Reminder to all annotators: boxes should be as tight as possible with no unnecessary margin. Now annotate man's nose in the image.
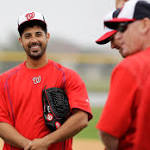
[114,31,122,40]
[30,36,38,43]
[111,41,115,49]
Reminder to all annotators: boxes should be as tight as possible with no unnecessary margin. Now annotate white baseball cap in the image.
[104,0,150,29]
[18,11,46,27]
[96,8,121,45]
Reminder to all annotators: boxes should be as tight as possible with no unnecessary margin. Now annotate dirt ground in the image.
[0,139,3,150]
[73,139,105,150]
[0,138,105,150]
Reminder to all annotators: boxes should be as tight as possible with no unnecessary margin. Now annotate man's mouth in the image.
[29,43,41,48]
[29,43,41,52]
[31,45,40,50]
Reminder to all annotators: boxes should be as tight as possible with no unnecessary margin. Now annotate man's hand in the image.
[24,138,49,150]
[99,131,119,150]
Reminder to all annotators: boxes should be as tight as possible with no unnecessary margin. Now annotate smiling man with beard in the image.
[0,11,92,150]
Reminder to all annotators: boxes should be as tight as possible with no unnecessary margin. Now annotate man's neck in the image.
[26,54,48,69]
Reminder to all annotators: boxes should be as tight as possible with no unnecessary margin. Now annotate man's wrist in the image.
[42,134,54,147]
[22,139,32,149]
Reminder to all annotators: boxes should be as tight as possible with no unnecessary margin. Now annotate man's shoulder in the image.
[50,60,81,79]
[119,49,150,67]
[0,63,23,79]
[113,50,150,75]
[50,60,77,74]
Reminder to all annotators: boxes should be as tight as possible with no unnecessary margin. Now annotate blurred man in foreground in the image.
[96,0,150,149]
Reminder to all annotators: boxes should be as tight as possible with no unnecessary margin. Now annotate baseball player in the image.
[0,11,92,150]
[96,0,150,149]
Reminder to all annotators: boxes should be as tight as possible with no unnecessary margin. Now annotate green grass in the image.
[74,106,103,140]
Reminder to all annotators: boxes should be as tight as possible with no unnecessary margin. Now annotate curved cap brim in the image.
[96,30,117,45]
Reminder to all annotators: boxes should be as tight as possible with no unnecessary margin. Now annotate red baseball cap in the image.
[96,8,121,45]
[96,28,117,44]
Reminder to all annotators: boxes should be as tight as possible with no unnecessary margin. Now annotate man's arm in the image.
[99,130,119,150]
[24,109,89,150]
[46,109,89,141]
[0,122,31,148]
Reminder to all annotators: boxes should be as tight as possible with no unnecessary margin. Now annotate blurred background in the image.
[0,0,122,149]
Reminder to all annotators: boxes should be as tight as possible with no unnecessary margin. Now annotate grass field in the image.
[75,106,103,139]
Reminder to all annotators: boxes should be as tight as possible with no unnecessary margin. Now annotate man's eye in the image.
[36,32,42,36]
[24,34,31,39]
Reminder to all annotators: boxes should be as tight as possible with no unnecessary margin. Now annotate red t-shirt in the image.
[96,47,150,150]
[0,60,92,150]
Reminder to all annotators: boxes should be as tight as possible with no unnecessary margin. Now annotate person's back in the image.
[125,47,150,150]
[132,49,150,149]
[98,47,150,150]
[118,47,150,149]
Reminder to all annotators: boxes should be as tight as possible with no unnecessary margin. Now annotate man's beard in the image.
[28,48,46,60]
[24,43,47,60]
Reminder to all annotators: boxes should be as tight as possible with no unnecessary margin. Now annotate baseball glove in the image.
[42,87,70,132]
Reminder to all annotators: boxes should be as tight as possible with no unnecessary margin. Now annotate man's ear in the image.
[139,18,150,35]
[46,32,50,42]
[47,32,50,39]
[18,37,23,46]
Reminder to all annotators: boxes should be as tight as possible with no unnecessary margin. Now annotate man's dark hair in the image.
[18,20,47,36]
